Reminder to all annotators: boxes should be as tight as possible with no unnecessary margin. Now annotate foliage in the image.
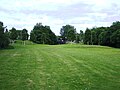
[9,27,17,41]
[0,21,9,49]
[79,30,84,43]
[84,28,91,45]
[30,23,57,45]
[0,20,120,47]
[60,25,76,42]
[110,30,120,48]
[21,29,29,41]
[75,33,80,43]
[91,30,96,45]
[83,21,120,48]
[16,30,22,40]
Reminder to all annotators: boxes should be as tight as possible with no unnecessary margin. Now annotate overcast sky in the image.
[0,0,120,35]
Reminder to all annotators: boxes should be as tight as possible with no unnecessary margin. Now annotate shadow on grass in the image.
[0,45,14,50]
[64,44,113,49]
[6,45,14,49]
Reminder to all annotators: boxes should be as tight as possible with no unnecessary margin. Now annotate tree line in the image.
[59,21,120,48]
[84,21,120,48]
[0,21,29,49]
[0,21,120,49]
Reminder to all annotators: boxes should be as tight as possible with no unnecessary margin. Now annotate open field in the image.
[0,44,120,90]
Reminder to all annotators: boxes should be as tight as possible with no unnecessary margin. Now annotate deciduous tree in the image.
[9,27,17,44]
[0,21,9,48]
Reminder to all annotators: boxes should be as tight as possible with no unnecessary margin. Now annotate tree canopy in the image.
[0,21,9,49]
[21,29,29,41]
[60,25,76,42]
[9,27,18,41]
[30,23,57,45]
[83,21,120,48]
[0,20,120,48]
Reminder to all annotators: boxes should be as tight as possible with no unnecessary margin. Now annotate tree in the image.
[83,21,120,48]
[30,23,57,45]
[9,27,17,44]
[110,30,120,48]
[109,21,120,47]
[48,31,57,44]
[30,31,36,42]
[21,29,29,45]
[16,30,22,40]
[76,33,80,43]
[99,31,106,45]
[0,21,9,49]
[67,29,76,41]
[60,25,76,42]
[84,28,91,45]
[92,27,105,45]
[91,30,96,45]
[110,21,120,33]
[79,30,84,43]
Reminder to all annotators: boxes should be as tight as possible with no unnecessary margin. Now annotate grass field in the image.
[0,43,120,90]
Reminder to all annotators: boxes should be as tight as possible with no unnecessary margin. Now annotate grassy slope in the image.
[0,44,120,90]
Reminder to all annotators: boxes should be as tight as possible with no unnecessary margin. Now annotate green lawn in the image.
[0,43,120,90]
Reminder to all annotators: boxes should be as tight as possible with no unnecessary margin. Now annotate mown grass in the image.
[0,43,120,90]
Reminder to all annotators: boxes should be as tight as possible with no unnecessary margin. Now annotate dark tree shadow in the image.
[6,45,14,49]
[0,45,14,50]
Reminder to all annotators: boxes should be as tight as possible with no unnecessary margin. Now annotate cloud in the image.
[0,0,120,35]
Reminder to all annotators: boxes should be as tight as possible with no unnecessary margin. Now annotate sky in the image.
[0,0,120,35]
